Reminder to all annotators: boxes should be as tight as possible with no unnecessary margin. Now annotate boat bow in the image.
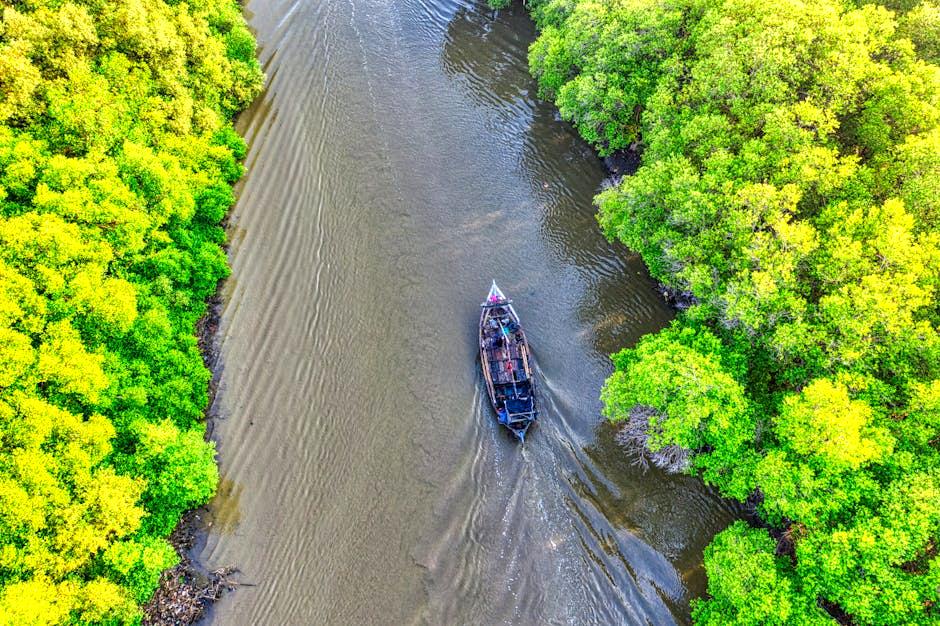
[482,280,512,308]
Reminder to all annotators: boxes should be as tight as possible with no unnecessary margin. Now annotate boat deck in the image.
[479,281,537,441]
[486,344,527,384]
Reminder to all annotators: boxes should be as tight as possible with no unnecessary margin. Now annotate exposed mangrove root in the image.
[142,512,242,626]
[657,284,698,311]
[142,562,239,626]
[615,405,690,474]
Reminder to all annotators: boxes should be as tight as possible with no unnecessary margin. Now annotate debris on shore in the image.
[142,510,240,626]
[144,290,237,625]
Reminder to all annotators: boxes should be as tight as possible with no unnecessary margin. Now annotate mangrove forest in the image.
[524,0,940,623]
[0,0,261,621]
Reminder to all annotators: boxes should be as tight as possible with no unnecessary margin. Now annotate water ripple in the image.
[200,1,738,624]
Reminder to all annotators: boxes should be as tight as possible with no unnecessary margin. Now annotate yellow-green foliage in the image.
[0,0,261,622]
[529,0,940,622]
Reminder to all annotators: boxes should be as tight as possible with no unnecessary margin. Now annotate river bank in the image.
[601,147,698,313]
[142,294,232,625]
[141,510,233,625]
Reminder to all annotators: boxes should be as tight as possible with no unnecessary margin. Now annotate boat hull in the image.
[479,282,537,442]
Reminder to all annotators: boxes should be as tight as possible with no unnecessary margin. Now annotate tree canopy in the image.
[0,0,261,622]
[526,0,940,622]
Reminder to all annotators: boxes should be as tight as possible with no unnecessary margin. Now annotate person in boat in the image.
[497,407,509,424]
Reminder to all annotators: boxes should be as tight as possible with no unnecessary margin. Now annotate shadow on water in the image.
[521,95,676,358]
[440,1,536,110]
[575,423,747,598]
[204,477,244,536]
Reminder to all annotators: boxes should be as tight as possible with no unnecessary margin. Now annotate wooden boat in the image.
[479,281,537,442]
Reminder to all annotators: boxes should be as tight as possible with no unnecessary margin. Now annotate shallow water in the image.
[200,1,739,623]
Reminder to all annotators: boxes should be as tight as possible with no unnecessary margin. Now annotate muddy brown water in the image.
[199,1,740,623]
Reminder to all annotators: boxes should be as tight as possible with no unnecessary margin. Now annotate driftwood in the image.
[615,405,690,474]
[143,560,243,626]
[141,511,247,626]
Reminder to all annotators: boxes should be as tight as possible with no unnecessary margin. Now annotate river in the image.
[198,0,739,623]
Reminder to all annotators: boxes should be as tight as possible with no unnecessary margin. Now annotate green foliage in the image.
[530,0,940,622]
[692,521,829,625]
[898,2,940,64]
[115,420,220,537]
[98,537,179,604]
[0,0,261,622]
[794,469,940,624]
[528,0,687,155]
[604,323,760,497]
